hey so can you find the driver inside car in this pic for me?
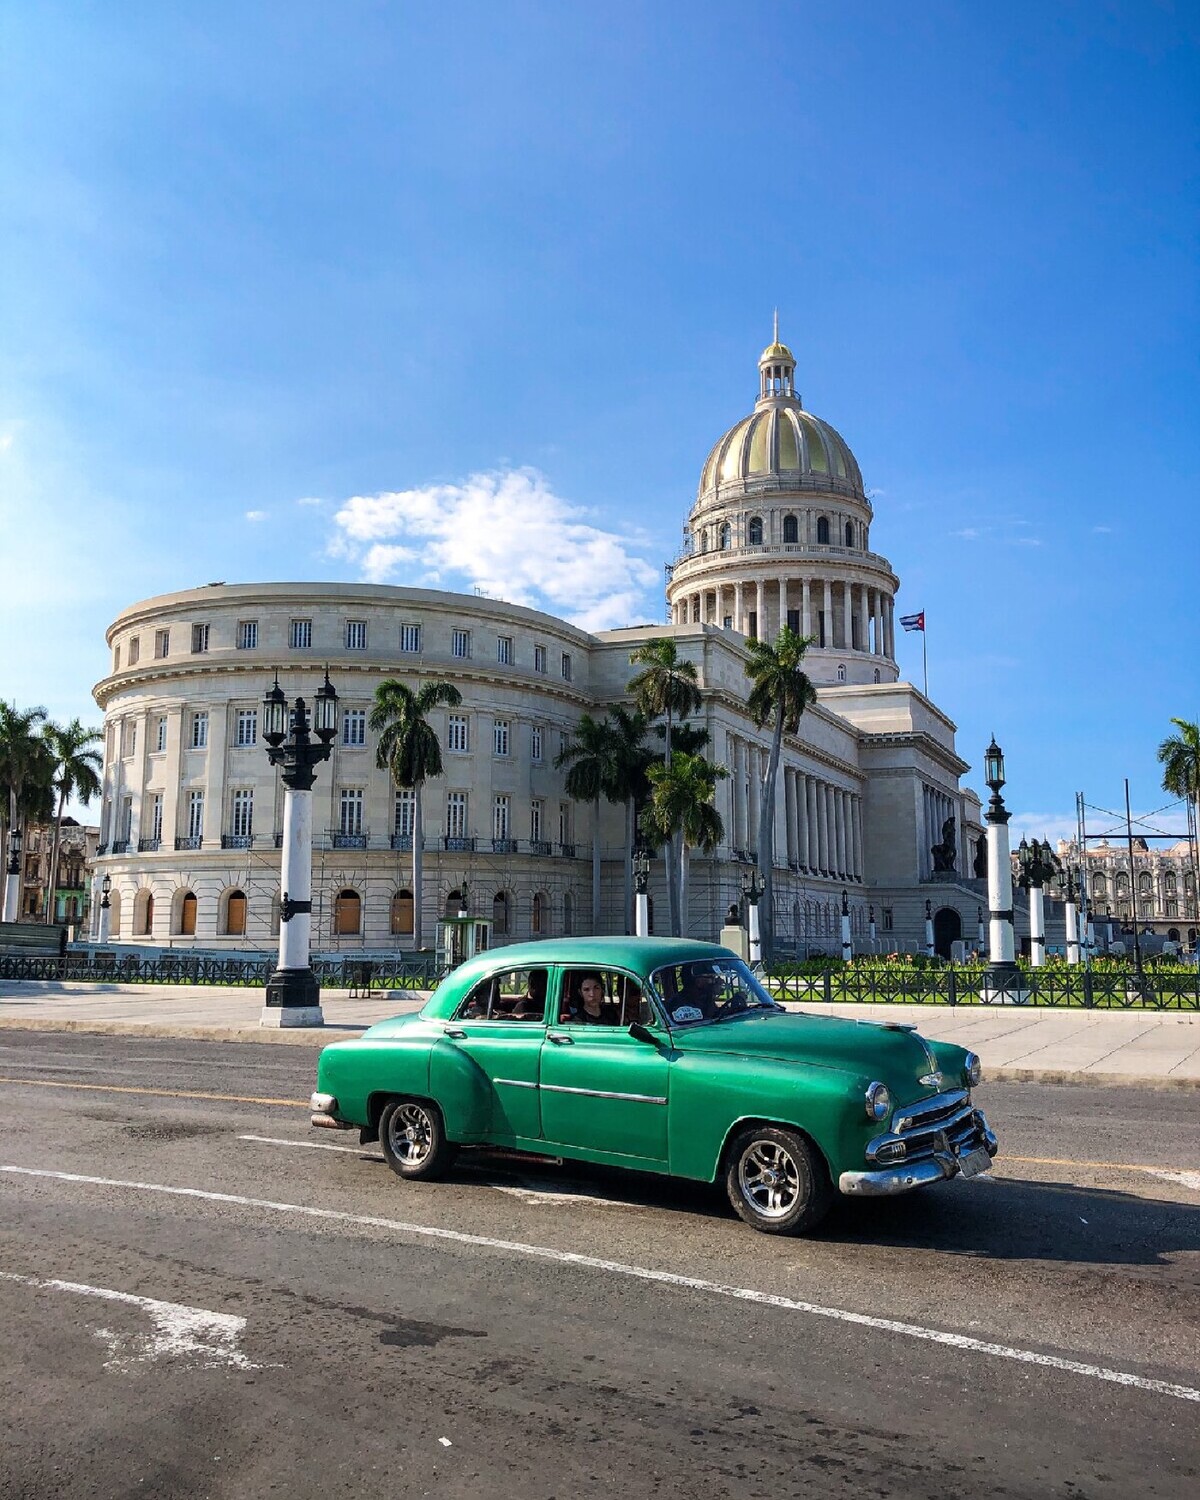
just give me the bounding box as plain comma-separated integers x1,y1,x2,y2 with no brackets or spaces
670,964,724,1022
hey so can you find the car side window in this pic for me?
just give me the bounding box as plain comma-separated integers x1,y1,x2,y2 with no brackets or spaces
558,969,649,1027
455,968,547,1023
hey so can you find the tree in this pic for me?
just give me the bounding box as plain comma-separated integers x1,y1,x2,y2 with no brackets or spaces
0,701,49,919
41,718,103,925
745,628,817,962
628,639,703,935
1158,718,1200,914
646,751,728,937
556,714,622,933
369,678,462,952
607,705,653,932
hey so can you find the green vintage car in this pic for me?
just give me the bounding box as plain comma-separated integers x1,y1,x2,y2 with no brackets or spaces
311,937,997,1235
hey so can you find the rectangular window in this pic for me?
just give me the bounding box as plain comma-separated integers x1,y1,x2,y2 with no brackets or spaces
191,623,209,654
493,794,510,840
342,709,367,747
120,795,133,841
534,644,547,674
289,618,312,649
559,803,572,845
237,620,259,650
232,789,254,839
530,799,543,842
452,628,471,659
187,791,204,840
446,791,468,839
394,790,415,837
113,645,121,672
447,714,469,753
190,711,209,750
531,726,543,763
497,636,513,665
493,719,510,756
154,628,170,659
149,793,163,842
882,907,894,932
786,609,801,635
339,788,364,836
346,619,367,651
155,716,167,753
399,623,421,653
128,637,140,666
121,720,136,758
561,652,572,681
236,709,257,747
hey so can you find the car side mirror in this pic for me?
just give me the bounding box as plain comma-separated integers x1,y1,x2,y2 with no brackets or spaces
628,1022,657,1045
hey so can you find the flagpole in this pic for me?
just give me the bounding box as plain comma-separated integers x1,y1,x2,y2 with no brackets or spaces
922,624,928,697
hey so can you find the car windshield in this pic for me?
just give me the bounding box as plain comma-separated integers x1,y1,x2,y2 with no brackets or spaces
649,957,783,1028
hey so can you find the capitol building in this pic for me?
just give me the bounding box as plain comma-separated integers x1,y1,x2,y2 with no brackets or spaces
90,335,996,957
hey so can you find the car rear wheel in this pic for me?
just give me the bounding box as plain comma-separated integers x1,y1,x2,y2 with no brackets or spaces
724,1125,832,1235
378,1098,458,1181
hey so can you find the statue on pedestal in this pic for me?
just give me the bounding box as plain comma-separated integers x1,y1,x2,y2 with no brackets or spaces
973,835,988,880
931,816,957,873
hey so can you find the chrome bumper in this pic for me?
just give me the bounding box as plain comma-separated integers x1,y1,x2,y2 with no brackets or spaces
310,1092,353,1131
839,1119,998,1197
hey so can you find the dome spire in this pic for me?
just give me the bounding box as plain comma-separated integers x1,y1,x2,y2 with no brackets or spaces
759,315,796,401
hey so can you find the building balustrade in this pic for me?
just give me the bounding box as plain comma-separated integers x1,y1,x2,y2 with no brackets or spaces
221,834,254,850
390,833,413,851
331,831,369,850
175,836,203,851
137,837,161,853
111,839,130,854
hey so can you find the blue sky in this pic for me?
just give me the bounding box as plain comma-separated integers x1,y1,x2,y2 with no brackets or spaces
2,2,1196,841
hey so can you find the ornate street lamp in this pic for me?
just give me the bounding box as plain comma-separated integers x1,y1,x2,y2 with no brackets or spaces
633,847,651,938
924,897,935,959
97,871,112,945
982,737,1021,997
3,823,23,923
741,867,765,966
261,670,338,1027
868,903,876,949
1017,837,1061,968
840,888,852,962
1056,864,1081,965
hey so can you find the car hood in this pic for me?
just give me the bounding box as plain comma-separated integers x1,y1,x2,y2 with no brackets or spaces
671,1011,957,1096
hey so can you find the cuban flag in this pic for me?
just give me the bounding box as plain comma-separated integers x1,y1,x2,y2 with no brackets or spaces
900,611,925,632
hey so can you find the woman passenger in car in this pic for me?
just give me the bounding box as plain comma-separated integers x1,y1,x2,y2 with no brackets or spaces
561,971,617,1024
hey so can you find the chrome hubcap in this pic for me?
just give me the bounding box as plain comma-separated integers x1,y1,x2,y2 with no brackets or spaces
738,1141,801,1219
389,1103,433,1164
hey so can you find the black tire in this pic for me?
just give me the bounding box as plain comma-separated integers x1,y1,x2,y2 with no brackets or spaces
724,1125,832,1235
377,1098,458,1182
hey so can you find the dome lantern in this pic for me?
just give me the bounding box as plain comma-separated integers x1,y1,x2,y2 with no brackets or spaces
758,310,796,401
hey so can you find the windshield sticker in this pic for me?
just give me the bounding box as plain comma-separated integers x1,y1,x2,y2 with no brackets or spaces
670,1005,703,1023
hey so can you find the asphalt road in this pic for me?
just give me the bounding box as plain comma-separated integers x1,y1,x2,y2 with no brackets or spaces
0,1031,1196,1500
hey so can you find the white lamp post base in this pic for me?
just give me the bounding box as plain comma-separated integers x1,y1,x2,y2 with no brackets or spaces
260,1003,325,1028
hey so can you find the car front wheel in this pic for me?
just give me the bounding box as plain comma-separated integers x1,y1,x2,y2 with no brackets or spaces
378,1098,458,1181
725,1125,832,1235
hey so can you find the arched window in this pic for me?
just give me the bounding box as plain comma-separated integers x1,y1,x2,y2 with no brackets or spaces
816,516,830,544
223,889,247,937
699,530,708,554
845,521,854,547
391,889,414,935
531,890,548,936
492,890,510,936
1092,874,1107,899
176,890,197,937
334,888,361,935
718,521,731,550
837,664,847,682
782,514,798,544
445,888,465,918
562,891,574,935
1138,873,1152,895
748,516,763,546
1116,873,1129,894
1165,873,1177,893
134,888,154,937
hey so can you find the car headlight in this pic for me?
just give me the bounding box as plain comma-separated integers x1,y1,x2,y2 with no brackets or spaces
964,1052,983,1087
865,1081,891,1122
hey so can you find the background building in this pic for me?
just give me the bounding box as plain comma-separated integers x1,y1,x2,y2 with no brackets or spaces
90,338,998,956
1057,836,1199,945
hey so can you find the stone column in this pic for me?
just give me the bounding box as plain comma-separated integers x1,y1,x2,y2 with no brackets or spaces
873,591,884,656
733,738,746,850
798,774,810,870
885,597,895,658
784,770,797,867
857,585,869,654
801,578,812,638
822,580,833,649
734,580,744,634
836,791,847,877
842,584,852,653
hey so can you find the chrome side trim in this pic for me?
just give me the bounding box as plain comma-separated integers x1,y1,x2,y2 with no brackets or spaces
540,1083,667,1105
494,1078,539,1090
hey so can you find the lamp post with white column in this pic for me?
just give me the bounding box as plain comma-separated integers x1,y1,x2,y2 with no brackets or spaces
3,825,22,922
741,867,765,967
1060,866,1081,965
97,872,112,944
977,905,985,955
260,671,338,1027
1017,837,1060,968
840,889,852,962
924,898,935,958
868,904,876,950
982,737,1022,998
633,848,650,939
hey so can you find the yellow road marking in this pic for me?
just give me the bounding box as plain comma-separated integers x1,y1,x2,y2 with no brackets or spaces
1002,1153,1184,1176
0,1076,306,1108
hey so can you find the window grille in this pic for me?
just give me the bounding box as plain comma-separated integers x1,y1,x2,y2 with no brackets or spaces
446,791,468,839
191,623,209,653
187,791,204,840
493,795,510,839
236,709,257,747
531,726,542,762
190,712,209,750
493,719,510,756
289,618,312,649
149,794,163,842
447,714,468,752
339,789,364,836
342,709,367,747
346,620,367,650
232,789,254,839
452,629,470,658
394,790,415,837
399,623,421,653
236,620,259,650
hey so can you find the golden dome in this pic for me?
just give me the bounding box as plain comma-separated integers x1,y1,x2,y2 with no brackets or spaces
698,402,863,498
760,340,795,364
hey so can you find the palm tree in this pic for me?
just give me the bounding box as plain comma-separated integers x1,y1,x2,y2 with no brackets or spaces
628,639,703,934
0,701,49,919
1158,718,1200,909
607,705,652,932
556,714,621,932
745,628,817,962
41,718,103,925
369,678,462,952
646,752,727,937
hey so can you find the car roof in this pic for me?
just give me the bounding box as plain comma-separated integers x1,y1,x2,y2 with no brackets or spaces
441,936,734,989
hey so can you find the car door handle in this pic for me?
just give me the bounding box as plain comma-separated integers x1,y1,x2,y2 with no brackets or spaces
547,1031,574,1045
444,1028,467,1040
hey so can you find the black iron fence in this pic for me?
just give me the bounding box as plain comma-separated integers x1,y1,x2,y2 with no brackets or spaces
0,952,441,990
763,965,1200,1010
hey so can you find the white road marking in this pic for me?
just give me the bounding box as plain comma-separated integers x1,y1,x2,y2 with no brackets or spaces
238,1133,639,1208
1144,1168,1200,1192
6,1164,1198,1402
0,1269,258,1372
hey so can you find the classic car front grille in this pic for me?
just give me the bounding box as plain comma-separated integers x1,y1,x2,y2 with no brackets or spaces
867,1089,986,1166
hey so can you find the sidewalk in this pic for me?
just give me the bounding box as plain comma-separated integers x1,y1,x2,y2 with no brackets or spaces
0,981,1197,1087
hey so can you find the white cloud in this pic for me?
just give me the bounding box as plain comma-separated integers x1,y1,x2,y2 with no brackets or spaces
1092,524,1113,534
0,432,13,453
951,527,980,540
328,467,660,631
296,496,323,507
244,509,267,522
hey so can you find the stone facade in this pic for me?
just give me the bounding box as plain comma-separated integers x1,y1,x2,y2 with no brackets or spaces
1058,836,1199,943
15,819,98,926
